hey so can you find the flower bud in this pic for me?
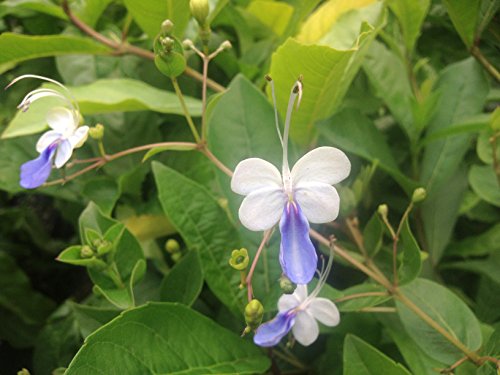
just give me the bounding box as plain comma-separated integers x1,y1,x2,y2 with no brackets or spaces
89,124,104,140
220,40,232,50
244,299,264,331
411,187,427,203
171,252,182,263
182,39,195,50
80,245,94,258
377,204,388,218
279,275,296,294
190,0,209,26
229,248,249,271
97,240,113,256
161,37,175,51
165,239,180,254
18,369,31,375
161,19,174,35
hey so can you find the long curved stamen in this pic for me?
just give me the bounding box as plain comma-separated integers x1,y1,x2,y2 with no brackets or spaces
310,248,334,300
18,89,73,112
282,77,303,178
265,75,283,147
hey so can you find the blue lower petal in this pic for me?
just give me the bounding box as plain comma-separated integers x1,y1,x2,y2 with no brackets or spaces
279,201,318,284
254,311,295,347
20,144,57,189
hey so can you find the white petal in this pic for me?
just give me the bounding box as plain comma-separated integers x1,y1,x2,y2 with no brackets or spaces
54,139,73,168
294,182,340,223
307,297,340,327
291,146,351,186
68,126,89,148
36,130,61,153
238,187,286,231
46,107,76,132
278,293,301,312
231,158,282,195
293,284,309,303
292,310,319,346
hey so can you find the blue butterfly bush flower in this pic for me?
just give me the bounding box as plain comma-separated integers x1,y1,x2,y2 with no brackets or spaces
230,77,351,284
254,253,340,347
8,75,90,189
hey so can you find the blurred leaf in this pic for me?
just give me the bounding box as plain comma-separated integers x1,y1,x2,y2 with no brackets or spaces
363,212,383,257
442,252,500,285
477,277,500,323
153,162,246,314
82,178,120,216
70,302,120,338
65,303,270,374
335,284,390,312
398,219,422,285
477,324,500,375
72,0,114,28
123,0,190,38
469,164,500,207
388,0,430,52
477,128,500,165
319,109,417,194
0,33,111,74
123,214,176,242
269,10,385,145
343,334,412,375
442,0,481,47
0,0,67,19
246,1,294,36
476,0,500,38
142,143,197,162
396,278,482,363
160,250,203,306
0,251,55,347
445,222,500,257
2,79,202,139
0,136,34,193
420,114,489,146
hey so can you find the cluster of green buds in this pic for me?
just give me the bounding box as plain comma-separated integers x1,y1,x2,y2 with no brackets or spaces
153,20,186,78
242,299,264,335
165,238,183,263
229,248,249,288
88,123,104,140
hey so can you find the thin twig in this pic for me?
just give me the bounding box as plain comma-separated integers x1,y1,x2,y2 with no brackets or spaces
246,230,273,302
470,45,500,83
335,291,388,303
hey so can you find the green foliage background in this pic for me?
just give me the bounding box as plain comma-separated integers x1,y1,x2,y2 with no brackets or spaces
0,0,499,374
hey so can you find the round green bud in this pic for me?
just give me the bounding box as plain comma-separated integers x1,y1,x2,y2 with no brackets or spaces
17,369,31,375
279,275,296,294
89,124,104,140
161,37,175,51
161,19,174,35
80,245,94,258
229,248,249,271
412,187,427,203
244,299,264,331
377,204,388,217
171,252,183,263
220,40,232,50
165,239,180,254
97,240,113,256
190,0,209,26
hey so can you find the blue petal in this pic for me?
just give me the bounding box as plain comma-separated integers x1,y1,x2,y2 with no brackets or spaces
254,311,295,347
279,201,318,284
20,145,57,189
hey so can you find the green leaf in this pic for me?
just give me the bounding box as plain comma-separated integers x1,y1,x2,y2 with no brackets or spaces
65,303,270,374
442,0,481,47
343,334,412,375
469,164,500,207
0,0,67,19
396,278,482,363
82,178,120,216
445,222,500,257
477,128,500,165
160,250,204,306
2,78,202,139
335,284,390,312
363,211,383,257
442,252,500,285
388,0,430,52
318,109,417,194
142,143,197,162
57,245,107,268
70,302,120,338
0,33,111,74
153,162,246,314
420,59,489,196
269,8,385,145
398,220,422,285
419,114,490,146
123,0,190,38
0,251,56,348
246,1,294,36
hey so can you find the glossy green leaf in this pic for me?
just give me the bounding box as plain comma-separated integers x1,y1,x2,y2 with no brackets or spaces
396,278,482,363
269,8,385,145
469,164,500,207
142,143,197,162
388,0,430,52
318,109,417,194
123,0,190,38
82,178,120,216
160,250,204,306
442,0,481,47
70,302,120,338
246,1,294,36
0,0,67,19
0,33,111,74
153,162,246,314
442,252,500,285
398,220,422,285
445,222,500,257
363,211,384,257
343,334,412,375
2,79,202,139
65,303,270,374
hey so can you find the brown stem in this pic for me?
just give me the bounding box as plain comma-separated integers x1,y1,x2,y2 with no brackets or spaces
359,307,396,313
200,147,233,177
201,56,209,141
335,291,388,303
246,230,273,302
470,45,500,83
61,0,225,92
440,356,468,374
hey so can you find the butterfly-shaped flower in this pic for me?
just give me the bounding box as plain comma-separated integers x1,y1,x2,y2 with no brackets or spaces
8,75,89,189
254,253,340,347
231,77,350,284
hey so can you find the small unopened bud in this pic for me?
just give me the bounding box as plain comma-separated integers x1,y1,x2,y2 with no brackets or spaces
171,252,182,263
80,245,94,258
378,204,388,218
279,275,296,294
89,124,104,140
165,239,180,254
161,37,175,51
220,40,232,50
229,248,249,271
244,299,264,331
17,369,31,375
411,187,427,203
182,39,194,50
97,240,113,256
190,0,209,26
161,19,174,35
